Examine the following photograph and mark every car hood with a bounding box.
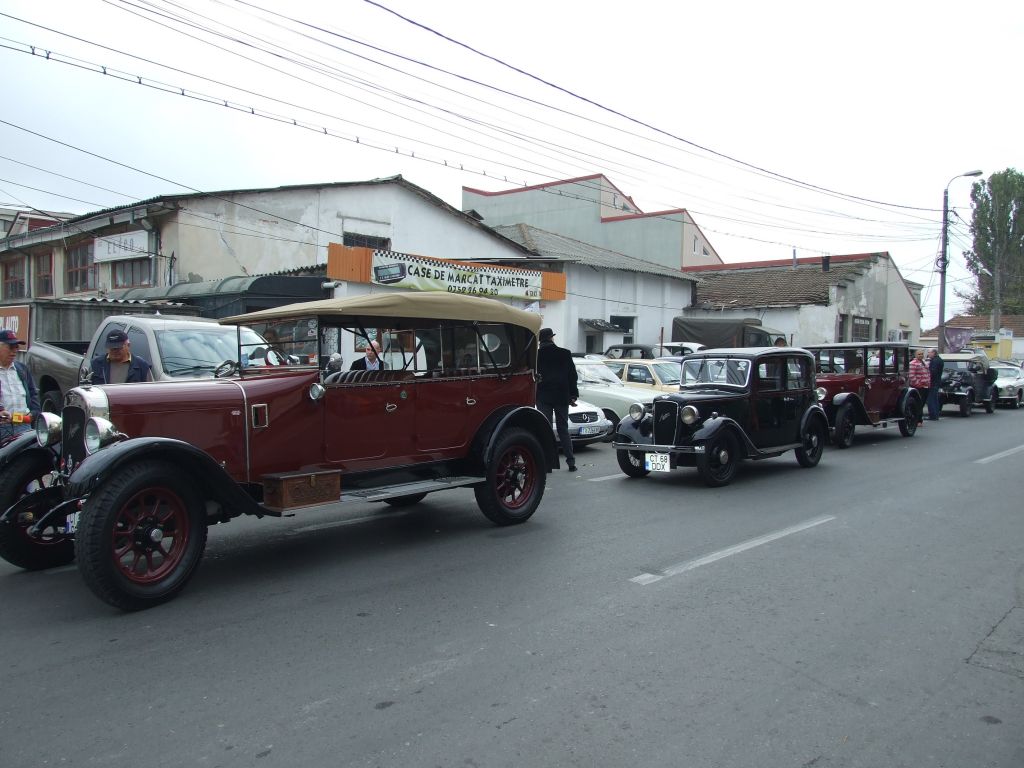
[667,388,749,406]
[577,382,655,405]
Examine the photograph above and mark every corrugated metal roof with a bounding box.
[691,261,873,308]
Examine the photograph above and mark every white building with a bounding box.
[463,174,723,271]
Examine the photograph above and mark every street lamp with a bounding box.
[937,169,983,353]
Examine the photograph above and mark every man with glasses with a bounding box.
[0,328,39,439]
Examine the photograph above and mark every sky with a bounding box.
[1,0,1021,327]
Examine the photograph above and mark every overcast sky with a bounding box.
[2,0,1020,325]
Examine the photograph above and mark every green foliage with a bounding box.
[960,169,1024,317]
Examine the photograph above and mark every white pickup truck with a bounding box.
[22,314,259,412]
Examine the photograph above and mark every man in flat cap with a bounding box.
[536,327,579,472]
[0,328,39,438]
[90,328,153,384]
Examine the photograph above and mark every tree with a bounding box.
[959,168,1024,326]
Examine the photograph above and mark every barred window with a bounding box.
[852,316,872,342]
[66,242,96,293]
[34,253,53,296]
[2,258,26,299]
[343,232,391,251]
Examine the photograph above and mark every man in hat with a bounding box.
[0,328,39,437]
[90,329,153,384]
[536,327,579,472]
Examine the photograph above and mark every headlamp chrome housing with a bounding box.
[680,405,700,425]
[36,411,63,447]
[84,417,120,455]
[815,386,828,403]
[628,402,646,421]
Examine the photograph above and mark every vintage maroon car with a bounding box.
[804,342,922,448]
[0,293,557,610]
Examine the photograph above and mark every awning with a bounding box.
[580,318,626,332]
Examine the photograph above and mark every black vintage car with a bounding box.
[938,351,998,416]
[613,348,829,486]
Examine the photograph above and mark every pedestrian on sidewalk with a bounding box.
[909,348,931,426]
[926,348,944,420]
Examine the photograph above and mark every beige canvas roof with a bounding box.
[220,291,542,332]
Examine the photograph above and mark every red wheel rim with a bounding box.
[494,444,537,510]
[111,487,191,584]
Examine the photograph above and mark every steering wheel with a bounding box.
[214,359,239,378]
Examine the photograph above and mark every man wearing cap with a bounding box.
[89,329,153,385]
[0,328,40,437]
[536,327,579,472]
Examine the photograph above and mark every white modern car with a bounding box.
[991,363,1024,408]
[572,358,657,426]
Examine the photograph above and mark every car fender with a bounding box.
[799,404,829,436]
[831,392,868,423]
[66,436,266,519]
[471,406,558,471]
[0,431,58,472]
[614,413,651,444]
[692,416,752,458]
[897,387,921,412]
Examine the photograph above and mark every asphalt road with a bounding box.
[2,407,1023,768]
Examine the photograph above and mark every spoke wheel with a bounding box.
[77,461,207,611]
[898,398,919,437]
[795,419,826,468]
[474,428,545,526]
[0,452,72,571]
[834,403,856,448]
[616,447,650,478]
[696,431,739,487]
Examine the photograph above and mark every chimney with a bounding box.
[822,254,831,272]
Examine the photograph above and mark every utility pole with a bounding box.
[937,170,983,353]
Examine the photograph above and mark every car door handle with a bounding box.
[385,403,398,413]
[465,397,476,406]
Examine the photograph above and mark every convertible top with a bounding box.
[220,291,542,332]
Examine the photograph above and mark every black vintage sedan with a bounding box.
[613,347,829,486]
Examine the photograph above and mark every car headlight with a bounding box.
[680,405,699,425]
[36,412,62,447]
[628,402,646,421]
[815,386,828,402]
[84,417,119,455]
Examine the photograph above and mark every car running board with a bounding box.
[339,476,483,503]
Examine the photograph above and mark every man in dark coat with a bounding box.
[90,329,153,384]
[350,340,386,371]
[926,348,944,420]
[536,327,579,472]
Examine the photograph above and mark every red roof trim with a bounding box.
[601,207,688,223]
[463,174,605,197]
[682,252,884,272]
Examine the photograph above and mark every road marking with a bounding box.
[291,509,409,533]
[975,444,1024,464]
[630,515,837,585]
[588,473,623,482]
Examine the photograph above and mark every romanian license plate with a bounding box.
[64,511,80,535]
[578,426,602,436]
[645,453,671,472]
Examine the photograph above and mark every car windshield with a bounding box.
[651,361,681,385]
[681,357,750,386]
[575,362,625,385]
[156,326,268,376]
[993,367,1017,378]
[943,360,970,371]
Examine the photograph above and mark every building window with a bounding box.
[835,314,848,342]
[112,258,151,288]
[875,319,883,341]
[693,236,699,256]
[852,316,871,342]
[343,232,391,251]
[2,258,26,299]
[34,253,53,296]
[610,315,635,344]
[66,242,96,293]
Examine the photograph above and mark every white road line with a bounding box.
[975,444,1024,464]
[588,473,623,482]
[630,515,837,585]
[290,509,409,534]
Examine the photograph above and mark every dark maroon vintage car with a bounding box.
[0,293,557,610]
[803,342,922,448]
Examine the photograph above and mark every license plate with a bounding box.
[64,511,80,535]
[645,453,671,472]
[578,426,602,436]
